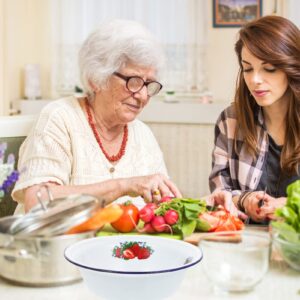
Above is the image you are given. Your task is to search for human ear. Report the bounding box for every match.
[89,80,100,93]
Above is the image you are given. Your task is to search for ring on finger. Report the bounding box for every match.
[152,189,160,196]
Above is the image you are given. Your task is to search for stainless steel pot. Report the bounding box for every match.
[0,190,103,286]
[0,229,94,286]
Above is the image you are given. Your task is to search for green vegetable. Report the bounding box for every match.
[273,180,300,233]
[96,224,181,239]
[271,180,300,269]
[196,218,211,232]
[155,198,207,238]
[97,230,182,240]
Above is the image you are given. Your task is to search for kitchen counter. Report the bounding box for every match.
[0,256,299,300]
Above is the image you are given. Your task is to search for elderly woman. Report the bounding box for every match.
[12,19,181,213]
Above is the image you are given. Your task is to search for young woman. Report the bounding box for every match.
[209,16,300,223]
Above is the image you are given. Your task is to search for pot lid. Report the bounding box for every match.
[8,187,104,236]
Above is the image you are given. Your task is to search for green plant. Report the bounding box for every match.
[0,142,19,200]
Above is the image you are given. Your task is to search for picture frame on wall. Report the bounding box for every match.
[213,0,262,28]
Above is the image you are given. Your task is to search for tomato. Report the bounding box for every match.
[231,215,244,230]
[111,201,140,233]
[198,212,220,232]
[214,217,237,231]
[199,205,245,232]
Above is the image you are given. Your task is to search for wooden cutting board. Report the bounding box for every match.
[97,225,269,245]
[184,225,269,245]
[184,232,242,245]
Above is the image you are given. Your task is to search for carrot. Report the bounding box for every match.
[66,204,123,234]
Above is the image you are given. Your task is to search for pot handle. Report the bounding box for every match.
[36,184,54,211]
[0,235,39,259]
[0,246,36,259]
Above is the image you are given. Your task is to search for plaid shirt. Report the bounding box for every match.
[209,104,268,196]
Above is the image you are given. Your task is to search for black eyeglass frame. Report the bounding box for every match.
[113,72,163,97]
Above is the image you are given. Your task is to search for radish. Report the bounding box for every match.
[159,196,172,203]
[145,203,157,211]
[142,222,156,233]
[164,209,179,225]
[164,225,172,233]
[151,216,167,232]
[139,206,155,223]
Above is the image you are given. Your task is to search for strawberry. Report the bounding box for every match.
[137,247,151,260]
[115,247,122,258]
[123,249,135,260]
[130,243,140,256]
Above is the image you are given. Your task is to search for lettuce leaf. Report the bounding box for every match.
[273,180,300,233]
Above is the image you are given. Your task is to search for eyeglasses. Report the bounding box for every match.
[113,72,163,97]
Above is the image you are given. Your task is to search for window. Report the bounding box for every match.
[51,0,208,97]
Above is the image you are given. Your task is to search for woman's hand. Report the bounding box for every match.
[242,191,286,222]
[23,176,181,212]
[258,196,286,220]
[206,190,247,219]
[122,173,182,202]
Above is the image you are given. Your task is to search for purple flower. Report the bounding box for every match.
[0,142,19,198]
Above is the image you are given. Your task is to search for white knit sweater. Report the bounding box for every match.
[12,96,168,212]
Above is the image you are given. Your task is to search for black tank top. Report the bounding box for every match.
[257,135,300,197]
[252,134,299,225]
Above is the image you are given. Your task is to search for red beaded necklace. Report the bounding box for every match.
[85,101,128,162]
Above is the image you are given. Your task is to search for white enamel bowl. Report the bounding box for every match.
[65,235,202,300]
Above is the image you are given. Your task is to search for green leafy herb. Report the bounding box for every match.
[271,180,300,269]
[196,218,211,232]
[273,180,300,233]
[155,198,206,238]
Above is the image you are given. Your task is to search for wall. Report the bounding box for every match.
[206,0,288,103]
[0,0,4,115]
[0,0,291,115]
[0,0,53,115]
[147,122,214,197]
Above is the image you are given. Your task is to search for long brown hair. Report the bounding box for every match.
[234,15,300,174]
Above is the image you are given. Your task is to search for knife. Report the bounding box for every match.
[258,187,267,208]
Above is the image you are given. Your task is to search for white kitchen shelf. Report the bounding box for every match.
[139,101,228,124]
[17,97,228,125]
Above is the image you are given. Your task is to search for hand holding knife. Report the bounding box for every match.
[258,187,267,208]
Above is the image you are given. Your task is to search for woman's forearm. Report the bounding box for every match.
[23,173,180,212]
[232,195,240,208]
[24,179,126,212]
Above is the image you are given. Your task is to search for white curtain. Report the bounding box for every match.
[287,0,300,26]
[51,0,208,97]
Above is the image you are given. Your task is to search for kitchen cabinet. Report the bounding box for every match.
[140,101,227,198]
[146,122,214,197]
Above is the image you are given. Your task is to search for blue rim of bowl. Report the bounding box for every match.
[64,237,203,275]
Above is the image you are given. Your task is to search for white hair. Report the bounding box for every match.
[78,19,165,97]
